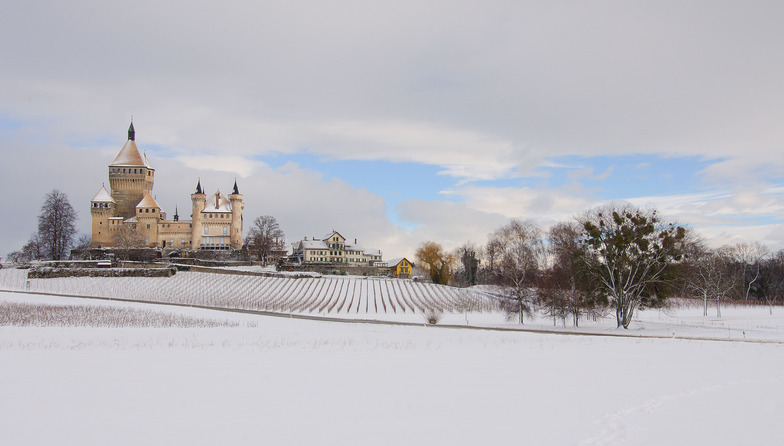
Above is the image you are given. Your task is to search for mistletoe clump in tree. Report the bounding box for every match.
[577,203,687,329]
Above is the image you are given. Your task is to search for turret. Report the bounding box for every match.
[90,184,115,248]
[229,180,244,250]
[136,193,161,247]
[191,179,207,248]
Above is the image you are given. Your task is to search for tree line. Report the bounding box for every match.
[8,191,784,330]
[416,202,784,328]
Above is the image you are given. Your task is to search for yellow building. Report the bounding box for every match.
[90,122,244,250]
[386,258,414,278]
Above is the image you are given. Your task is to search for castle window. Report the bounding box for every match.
[146,224,150,229]
[204,226,209,234]
[223,226,228,234]
[152,209,155,213]
[145,209,149,213]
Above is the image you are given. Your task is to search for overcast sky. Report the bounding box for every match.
[2,0,783,260]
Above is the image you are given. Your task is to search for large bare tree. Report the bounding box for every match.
[486,219,545,324]
[539,221,602,327]
[37,189,78,260]
[576,203,687,329]
[245,215,286,265]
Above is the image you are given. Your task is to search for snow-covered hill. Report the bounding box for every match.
[1,290,783,446]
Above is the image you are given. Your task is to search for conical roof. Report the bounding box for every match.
[91,185,114,203]
[109,123,153,168]
[136,192,161,209]
[110,139,147,167]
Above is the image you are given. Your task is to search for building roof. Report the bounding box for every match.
[109,123,153,168]
[136,192,161,209]
[300,239,329,250]
[386,258,412,268]
[322,231,346,241]
[109,140,147,167]
[91,185,114,203]
[202,190,232,213]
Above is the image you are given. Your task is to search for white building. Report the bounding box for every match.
[291,231,383,266]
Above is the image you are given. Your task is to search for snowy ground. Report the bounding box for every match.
[1,289,783,446]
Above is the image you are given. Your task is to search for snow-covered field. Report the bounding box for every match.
[2,269,784,445]
[0,268,496,322]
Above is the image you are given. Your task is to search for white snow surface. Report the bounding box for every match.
[1,270,784,445]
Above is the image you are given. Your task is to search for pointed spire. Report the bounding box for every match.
[232,178,239,195]
[174,205,179,222]
[195,178,203,194]
[128,120,135,141]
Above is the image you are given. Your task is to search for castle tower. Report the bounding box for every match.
[229,179,244,250]
[191,179,206,248]
[90,184,115,248]
[136,192,161,247]
[109,122,155,219]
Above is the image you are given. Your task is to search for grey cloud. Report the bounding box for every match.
[3,1,784,256]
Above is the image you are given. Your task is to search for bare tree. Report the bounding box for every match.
[74,233,92,251]
[540,221,602,327]
[37,190,78,260]
[685,247,739,317]
[7,233,45,263]
[726,241,769,301]
[576,203,687,329]
[245,215,286,265]
[113,223,145,261]
[484,236,503,271]
[486,219,545,324]
[759,250,784,315]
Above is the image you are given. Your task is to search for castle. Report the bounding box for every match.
[90,123,244,251]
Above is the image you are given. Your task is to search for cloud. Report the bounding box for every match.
[3,1,784,257]
[316,120,530,181]
[176,155,259,178]
[395,200,509,252]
